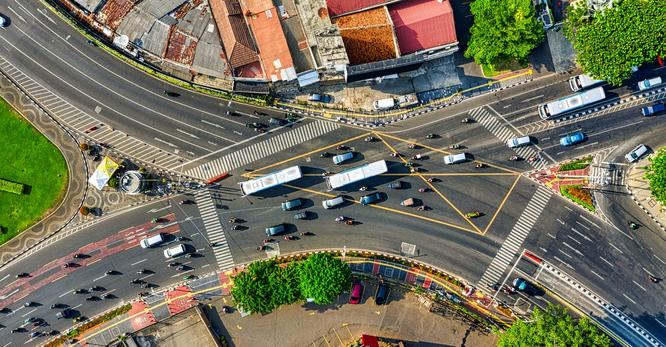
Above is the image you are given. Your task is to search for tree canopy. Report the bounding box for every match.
[231,254,351,314]
[564,0,666,86]
[645,147,666,205]
[464,0,544,66]
[299,253,351,304]
[498,304,612,347]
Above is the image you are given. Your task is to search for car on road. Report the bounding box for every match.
[359,192,382,205]
[269,117,285,126]
[506,136,532,148]
[443,153,469,165]
[73,289,87,294]
[637,76,662,91]
[349,282,363,304]
[308,93,332,103]
[163,244,187,258]
[387,181,404,189]
[641,102,665,116]
[374,283,389,305]
[293,211,310,220]
[56,309,73,320]
[332,152,354,165]
[140,233,165,248]
[24,317,38,324]
[559,131,585,146]
[265,224,286,236]
[0,15,6,27]
[512,277,538,295]
[30,331,42,338]
[625,144,649,163]
[281,198,302,211]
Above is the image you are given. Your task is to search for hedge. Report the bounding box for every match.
[560,185,595,212]
[44,303,132,347]
[0,178,24,195]
[558,156,593,172]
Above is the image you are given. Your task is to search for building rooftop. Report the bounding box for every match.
[334,7,397,65]
[295,0,349,68]
[141,20,170,56]
[209,0,260,71]
[325,0,398,17]
[136,0,187,19]
[116,6,156,44]
[388,0,457,55]
[72,0,105,13]
[243,0,296,81]
[175,2,211,39]
[164,29,198,65]
[97,0,136,31]
[193,40,231,78]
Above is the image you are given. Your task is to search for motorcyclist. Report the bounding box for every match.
[359,186,368,191]
[649,274,660,283]
[418,187,427,193]
[335,216,345,222]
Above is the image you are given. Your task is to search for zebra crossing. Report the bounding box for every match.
[185,120,340,180]
[470,107,549,170]
[0,56,186,171]
[589,164,625,186]
[194,189,235,271]
[478,186,552,289]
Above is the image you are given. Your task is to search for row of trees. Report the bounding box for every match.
[230,253,351,314]
[564,0,666,85]
[646,147,666,205]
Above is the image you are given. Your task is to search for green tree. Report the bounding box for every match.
[564,0,666,86]
[498,304,611,347]
[465,0,544,66]
[298,253,351,304]
[230,260,281,314]
[268,262,302,307]
[645,147,666,204]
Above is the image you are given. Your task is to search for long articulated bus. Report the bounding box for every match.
[240,165,302,196]
[537,86,606,120]
[325,160,388,191]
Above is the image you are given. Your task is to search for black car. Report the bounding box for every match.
[269,117,285,126]
[11,328,25,333]
[56,309,72,320]
[85,296,99,301]
[130,279,144,285]
[102,293,114,299]
[72,253,85,259]
[30,331,42,338]
[24,301,36,307]
[0,307,12,314]
[89,286,104,291]
[73,289,87,294]
[387,181,404,189]
[374,283,389,305]
[16,272,30,278]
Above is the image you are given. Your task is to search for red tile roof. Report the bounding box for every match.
[326,0,392,17]
[242,1,295,81]
[209,0,260,69]
[389,0,457,55]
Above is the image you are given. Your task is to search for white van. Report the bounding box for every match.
[506,136,532,148]
[637,77,662,91]
[163,244,187,258]
[140,233,165,248]
[625,144,648,163]
[322,196,344,209]
[373,98,395,110]
[332,152,354,165]
[444,153,468,165]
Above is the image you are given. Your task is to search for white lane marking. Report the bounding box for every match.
[590,270,605,280]
[599,256,614,267]
[608,243,623,254]
[131,259,148,266]
[0,288,19,300]
[655,319,666,328]
[6,6,27,23]
[71,304,83,310]
[0,274,10,283]
[541,137,550,141]
[567,235,581,244]
[556,218,565,225]
[201,119,226,130]
[632,280,646,292]
[570,228,592,242]
[139,274,155,281]
[92,274,106,282]
[575,221,591,230]
[21,308,37,317]
[521,94,544,103]
[547,233,557,239]
[153,137,178,148]
[201,264,210,268]
[654,254,666,265]
[589,120,643,138]
[553,256,575,270]
[177,128,200,139]
[3,341,12,347]
[562,241,583,255]
[563,205,573,211]
[36,8,56,24]
[622,293,637,305]
[574,141,599,150]
[558,249,573,259]
[579,215,600,228]
[58,290,71,298]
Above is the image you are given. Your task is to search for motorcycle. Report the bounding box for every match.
[427,177,438,183]
[509,156,520,161]
[527,157,538,163]
[418,187,428,193]
[411,154,422,160]
[408,144,416,149]
[263,238,275,244]
[300,232,315,236]
[320,152,331,158]
[416,206,426,211]
[345,220,353,225]
[284,235,297,241]
[426,134,435,139]
[335,216,346,222]
[390,152,398,158]
[231,225,240,231]
[359,186,368,191]
[257,245,267,251]
[461,117,472,123]
[336,145,349,150]
[228,218,238,223]
[364,136,375,142]
[475,163,486,169]
[448,144,460,150]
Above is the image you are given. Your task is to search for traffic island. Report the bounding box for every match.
[625,154,666,231]
[528,157,596,212]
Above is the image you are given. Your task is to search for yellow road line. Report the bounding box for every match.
[299,172,518,177]
[333,328,344,345]
[483,174,522,235]
[367,203,477,234]
[342,324,354,339]
[420,175,482,234]
[378,132,520,174]
[244,132,372,177]
[282,184,337,199]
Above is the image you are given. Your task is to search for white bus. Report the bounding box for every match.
[538,86,606,120]
[240,166,302,196]
[568,74,604,92]
[325,160,388,191]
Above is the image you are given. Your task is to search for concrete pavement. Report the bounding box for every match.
[625,157,666,232]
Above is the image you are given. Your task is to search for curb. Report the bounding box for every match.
[624,165,666,232]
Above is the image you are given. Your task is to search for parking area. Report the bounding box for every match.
[207,280,496,347]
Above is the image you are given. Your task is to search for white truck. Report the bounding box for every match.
[373,98,396,110]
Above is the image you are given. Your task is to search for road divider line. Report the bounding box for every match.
[579,215,600,228]
[589,270,605,281]
[622,293,637,305]
[558,249,573,259]
[21,308,37,317]
[599,256,614,268]
[58,290,71,298]
[131,259,147,266]
[608,242,623,254]
[631,280,647,292]
[51,274,67,283]
[654,254,665,265]
[570,228,592,242]
[86,259,101,266]
[484,174,521,234]
[92,274,106,282]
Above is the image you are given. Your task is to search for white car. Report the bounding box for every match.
[625,144,648,163]
[637,77,662,91]
[506,136,532,148]
[0,15,6,27]
[443,153,469,165]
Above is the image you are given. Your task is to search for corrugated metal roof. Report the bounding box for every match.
[137,0,187,18]
[325,0,395,17]
[388,0,457,55]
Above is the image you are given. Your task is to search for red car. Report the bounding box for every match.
[349,283,363,304]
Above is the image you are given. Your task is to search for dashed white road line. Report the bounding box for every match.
[622,293,637,305]
[562,241,583,256]
[58,290,71,298]
[608,242,623,254]
[590,270,605,281]
[21,308,37,317]
[558,249,573,259]
[579,215,600,228]
[571,227,592,242]
[131,259,147,266]
[92,274,106,282]
[654,254,665,265]
[632,280,647,292]
[599,256,614,268]
[575,221,591,230]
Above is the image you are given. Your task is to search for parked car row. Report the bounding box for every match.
[348,281,389,305]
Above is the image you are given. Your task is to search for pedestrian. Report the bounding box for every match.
[416,249,420,256]
[208,242,214,247]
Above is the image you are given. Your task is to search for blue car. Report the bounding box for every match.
[559,131,585,146]
[359,192,382,205]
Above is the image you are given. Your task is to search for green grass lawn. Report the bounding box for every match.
[0,98,68,245]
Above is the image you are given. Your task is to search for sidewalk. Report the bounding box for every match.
[625,159,666,231]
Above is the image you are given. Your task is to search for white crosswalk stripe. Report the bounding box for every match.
[194,189,235,271]
[589,164,625,186]
[185,121,340,180]
[470,107,549,170]
[478,186,552,289]
[0,56,186,171]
